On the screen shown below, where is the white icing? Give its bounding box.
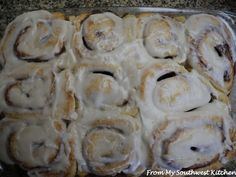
[0,117,77,177]
[0,119,24,164]
[199,31,230,87]
[0,65,75,119]
[0,66,54,115]
[153,71,211,112]
[52,69,75,119]
[74,12,132,63]
[0,10,75,69]
[0,10,235,177]
[137,61,213,119]
[137,14,188,63]
[185,14,235,93]
[152,101,235,170]
[74,61,134,114]
[82,12,124,52]
[75,109,146,176]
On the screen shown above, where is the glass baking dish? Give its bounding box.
[0,7,236,177]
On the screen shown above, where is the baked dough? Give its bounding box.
[185,14,235,94]
[151,101,236,171]
[0,10,76,70]
[136,13,188,63]
[0,10,235,177]
[0,64,75,119]
[0,117,77,177]
[74,60,138,117]
[75,110,145,176]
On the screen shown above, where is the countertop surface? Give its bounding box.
[0,0,236,11]
[0,0,236,38]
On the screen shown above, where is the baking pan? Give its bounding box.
[0,7,236,177]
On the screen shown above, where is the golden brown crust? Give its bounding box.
[69,13,91,31]
[151,114,236,175]
[51,12,66,20]
[140,62,187,99]
[186,14,235,94]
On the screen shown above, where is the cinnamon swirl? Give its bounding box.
[138,60,226,115]
[71,12,136,63]
[74,61,138,117]
[0,64,75,119]
[137,59,231,143]
[136,13,188,63]
[151,101,236,171]
[0,10,75,69]
[75,110,146,176]
[0,10,236,177]
[185,14,236,94]
[0,116,76,177]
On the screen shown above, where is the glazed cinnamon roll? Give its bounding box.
[0,10,236,177]
[185,14,236,94]
[71,12,135,62]
[81,12,123,52]
[0,10,75,68]
[76,110,146,176]
[136,13,188,63]
[138,60,226,122]
[151,101,236,171]
[0,64,75,119]
[137,60,231,140]
[0,117,76,177]
[74,61,137,117]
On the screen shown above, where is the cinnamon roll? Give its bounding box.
[0,64,75,119]
[0,10,236,177]
[76,110,146,176]
[0,117,76,177]
[185,14,236,94]
[137,60,231,140]
[71,12,135,63]
[136,13,188,63]
[74,61,137,117]
[151,101,236,171]
[138,60,226,120]
[0,10,75,68]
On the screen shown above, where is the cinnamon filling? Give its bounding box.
[4,74,55,110]
[181,155,219,171]
[0,112,5,120]
[185,107,198,112]
[161,127,223,170]
[157,72,177,82]
[96,126,125,135]
[83,127,131,175]
[214,43,233,61]
[117,99,129,107]
[92,70,114,78]
[14,26,65,62]
[224,70,230,82]
[153,55,177,59]
[82,36,93,50]
[209,93,216,103]
[214,44,224,57]
[185,93,216,112]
